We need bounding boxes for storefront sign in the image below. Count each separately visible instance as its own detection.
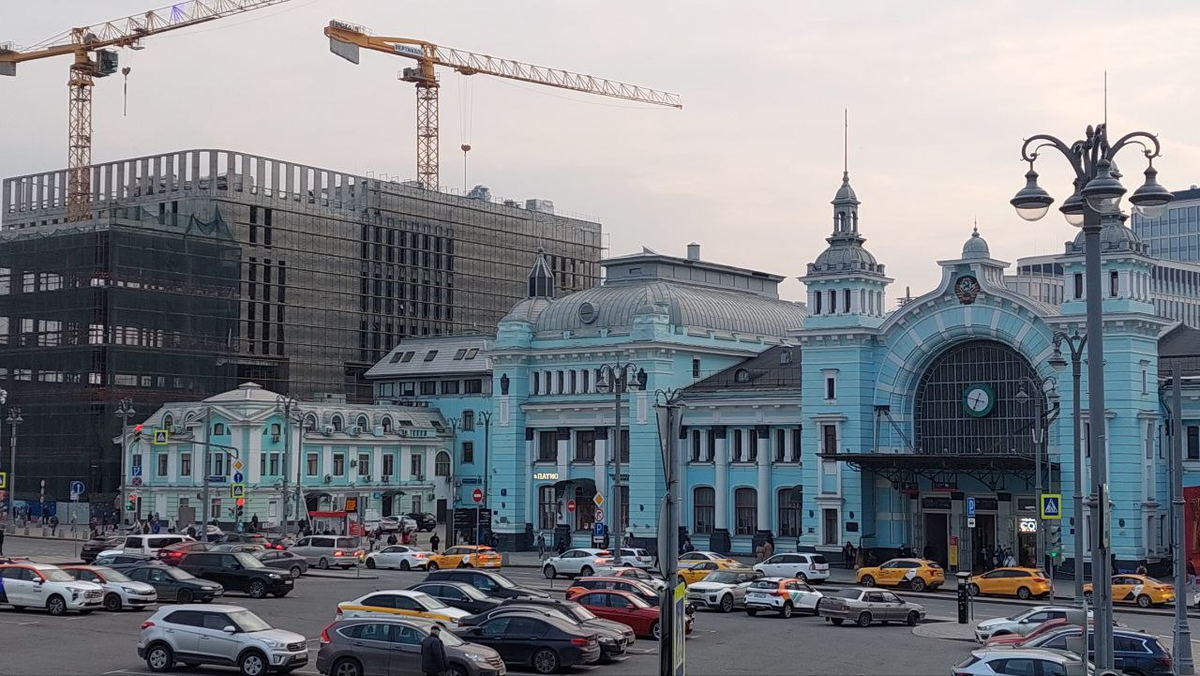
[1018,517,1038,534]
[533,472,559,481]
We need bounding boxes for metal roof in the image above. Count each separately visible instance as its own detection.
[683,345,801,393]
[365,335,494,379]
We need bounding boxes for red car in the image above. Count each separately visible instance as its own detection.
[571,589,692,640]
[984,618,1068,647]
[157,541,212,566]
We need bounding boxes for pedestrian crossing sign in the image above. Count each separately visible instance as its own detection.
[152,429,169,445]
[1040,494,1062,520]
[231,483,245,498]
[0,471,6,489]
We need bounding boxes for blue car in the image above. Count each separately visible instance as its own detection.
[1026,627,1172,676]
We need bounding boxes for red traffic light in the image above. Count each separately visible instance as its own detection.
[134,424,143,432]
[236,498,245,507]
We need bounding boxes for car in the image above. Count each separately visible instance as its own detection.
[124,564,225,603]
[377,515,417,533]
[210,544,269,554]
[678,551,738,565]
[138,604,308,674]
[564,576,673,609]
[966,567,1053,600]
[289,535,364,570]
[974,606,1078,643]
[0,562,104,615]
[408,581,503,615]
[591,565,668,591]
[406,512,438,532]
[753,553,831,583]
[1084,574,1175,607]
[114,533,196,558]
[1021,626,1173,675]
[817,587,925,627]
[743,576,824,618]
[572,589,693,639]
[264,536,295,551]
[158,541,214,566]
[216,533,270,547]
[61,565,158,611]
[685,568,761,612]
[458,602,631,663]
[677,558,741,586]
[982,617,1071,647]
[178,551,293,599]
[94,552,158,570]
[255,550,309,579]
[615,548,655,569]
[365,545,431,571]
[336,590,470,625]
[425,569,549,599]
[953,648,1090,676]
[855,557,945,591]
[81,535,126,563]
[454,612,601,674]
[541,548,614,579]
[428,545,502,570]
[317,617,505,676]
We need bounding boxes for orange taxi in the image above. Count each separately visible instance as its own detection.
[855,558,944,592]
[426,545,503,570]
[677,558,740,586]
[1084,574,1175,607]
[966,567,1052,599]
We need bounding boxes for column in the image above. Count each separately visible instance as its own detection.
[373,447,382,482]
[524,430,535,529]
[714,426,729,531]
[247,425,263,485]
[323,446,333,480]
[756,426,771,532]
[400,445,412,482]
[556,430,570,481]
[593,429,607,500]
[784,428,795,463]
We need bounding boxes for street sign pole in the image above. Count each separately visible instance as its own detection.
[200,405,212,542]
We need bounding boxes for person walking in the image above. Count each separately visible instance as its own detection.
[762,537,774,562]
[250,514,260,533]
[0,525,6,555]
[843,541,856,569]
[50,515,59,537]
[429,532,440,553]
[536,532,546,561]
[420,624,449,676]
[387,532,398,546]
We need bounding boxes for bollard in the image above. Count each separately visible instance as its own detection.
[956,571,971,624]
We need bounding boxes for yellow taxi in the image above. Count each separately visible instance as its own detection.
[965,567,1052,599]
[1084,574,1175,607]
[677,558,740,586]
[426,545,503,570]
[336,590,469,625]
[856,558,945,592]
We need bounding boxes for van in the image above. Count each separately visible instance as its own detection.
[122,534,195,557]
[289,535,363,569]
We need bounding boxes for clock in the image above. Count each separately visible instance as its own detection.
[963,384,995,417]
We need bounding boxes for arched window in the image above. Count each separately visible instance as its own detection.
[435,451,451,477]
[777,487,802,537]
[734,487,756,535]
[162,413,174,429]
[381,416,393,433]
[355,414,370,431]
[302,414,318,431]
[331,414,344,432]
[270,423,281,436]
[693,487,715,534]
[212,422,226,436]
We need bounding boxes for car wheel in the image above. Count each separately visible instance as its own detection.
[907,611,919,627]
[145,643,174,673]
[719,594,734,613]
[428,561,439,571]
[317,557,330,570]
[580,565,594,577]
[831,618,844,626]
[746,608,758,617]
[1017,586,1032,600]
[910,577,927,592]
[365,558,376,569]
[780,602,793,619]
[967,584,980,597]
[400,560,411,571]
[239,650,268,676]
[177,589,194,604]
[1137,594,1152,608]
[103,593,122,612]
[332,657,362,676]
[1084,590,1094,603]
[531,648,560,674]
[248,580,268,599]
[651,621,661,639]
[857,611,872,628]
[46,595,67,616]
[796,572,808,581]
[544,565,557,579]
[445,664,469,676]
[860,574,875,587]
[289,566,302,579]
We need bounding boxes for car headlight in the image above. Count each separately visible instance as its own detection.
[467,653,490,663]
[70,590,80,600]
[121,586,140,594]
[268,573,281,579]
[263,640,285,650]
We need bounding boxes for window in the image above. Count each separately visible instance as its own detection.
[538,430,558,463]
[461,441,474,464]
[692,358,701,379]
[441,380,460,394]
[382,417,393,433]
[619,429,630,463]
[331,415,343,432]
[844,288,851,311]
[749,428,759,462]
[775,429,786,462]
[435,451,451,477]
[829,289,837,313]
[1074,273,1084,299]
[574,485,595,531]
[180,453,192,477]
[1188,426,1200,461]
[733,430,744,462]
[307,452,319,476]
[333,454,346,476]
[792,428,801,462]
[1110,270,1119,297]
[211,453,224,476]
[693,487,715,534]
[778,487,801,537]
[424,350,438,362]
[132,454,143,474]
[814,292,822,314]
[825,376,836,400]
[410,453,423,478]
[383,454,395,477]
[822,508,838,545]
[575,430,595,463]
[538,485,556,530]
[734,488,756,535]
[462,410,474,431]
[420,381,436,395]
[212,423,226,436]
[822,424,837,453]
[570,370,577,393]
[358,453,371,476]
[156,454,168,477]
[691,430,702,462]
[355,415,369,431]
[269,453,280,476]
[453,348,467,360]
[464,379,483,394]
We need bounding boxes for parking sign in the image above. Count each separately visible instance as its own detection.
[966,497,976,518]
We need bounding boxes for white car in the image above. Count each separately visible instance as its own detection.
[364,545,430,571]
[62,565,157,611]
[753,553,830,582]
[743,577,824,618]
[974,606,1075,643]
[684,568,761,613]
[0,562,104,615]
[138,604,308,674]
[953,648,1092,676]
[616,548,654,569]
[542,548,616,579]
[377,515,417,533]
[336,590,469,625]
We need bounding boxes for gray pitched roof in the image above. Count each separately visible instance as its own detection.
[366,335,494,379]
[683,345,801,394]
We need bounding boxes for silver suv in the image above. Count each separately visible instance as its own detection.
[138,604,308,675]
[289,536,363,570]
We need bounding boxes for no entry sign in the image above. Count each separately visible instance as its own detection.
[472,488,484,503]
[567,499,576,513]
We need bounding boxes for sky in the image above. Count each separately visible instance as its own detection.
[2,0,1199,302]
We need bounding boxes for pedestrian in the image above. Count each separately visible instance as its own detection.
[429,532,440,553]
[250,514,260,532]
[843,541,855,569]
[419,623,449,676]
[0,525,5,555]
[50,515,59,536]
[922,543,933,561]
[1188,561,1197,587]
[762,538,774,561]
[1136,563,1148,576]
[536,532,546,561]
[755,542,765,563]
[387,532,398,546]
[186,525,196,538]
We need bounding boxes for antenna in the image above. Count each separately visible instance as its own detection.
[843,108,849,174]
[1103,70,1108,126]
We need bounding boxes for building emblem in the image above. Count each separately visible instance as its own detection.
[954,275,981,305]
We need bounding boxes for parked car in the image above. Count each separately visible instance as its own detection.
[425,569,549,599]
[743,577,824,618]
[94,552,158,570]
[817,587,925,627]
[753,553,831,583]
[81,535,126,563]
[974,606,1077,643]
[317,617,505,676]
[677,559,741,586]
[110,533,195,558]
[255,550,308,579]
[61,565,157,611]
[457,602,630,663]
[966,567,1053,600]
[264,536,294,551]
[1084,574,1176,607]
[406,512,438,532]
[209,544,268,554]
[1021,626,1173,675]
[178,551,293,599]
[289,535,363,570]
[158,541,213,566]
[615,548,655,569]
[364,545,430,571]
[855,558,944,591]
[565,576,672,608]
[572,589,693,639]
[408,581,502,615]
[377,515,417,533]
[454,612,601,674]
[124,564,224,603]
[982,617,1071,647]
[953,648,1089,676]
[685,568,761,612]
[678,551,738,565]
[0,562,104,615]
[427,546,503,571]
[138,604,308,674]
[216,533,270,547]
[336,590,469,625]
[590,565,667,591]
[542,548,614,579]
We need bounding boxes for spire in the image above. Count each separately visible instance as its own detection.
[527,247,554,299]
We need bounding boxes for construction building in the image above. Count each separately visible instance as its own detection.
[0,148,602,507]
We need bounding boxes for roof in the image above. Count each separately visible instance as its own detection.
[203,382,279,404]
[365,335,494,380]
[961,226,991,259]
[684,345,800,394]
[1159,324,1200,377]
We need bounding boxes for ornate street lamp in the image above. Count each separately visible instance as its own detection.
[1048,331,1087,606]
[596,361,647,550]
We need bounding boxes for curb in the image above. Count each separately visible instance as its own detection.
[303,571,379,580]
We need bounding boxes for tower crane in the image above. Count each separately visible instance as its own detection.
[323,20,682,190]
[0,0,294,222]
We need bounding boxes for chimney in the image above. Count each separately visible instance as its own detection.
[686,242,701,261]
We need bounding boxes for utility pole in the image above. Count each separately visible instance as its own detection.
[115,398,136,531]
[598,361,646,553]
[655,389,683,676]
[200,405,212,542]
[1171,364,1194,674]
[7,408,21,526]
[277,395,300,536]
[481,411,492,507]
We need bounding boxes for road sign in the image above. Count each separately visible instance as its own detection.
[567,499,576,513]
[966,497,976,518]
[231,483,245,498]
[69,480,85,494]
[0,472,5,489]
[233,459,244,472]
[131,477,143,487]
[233,472,244,484]
[152,429,169,445]
[1040,494,1062,520]
[207,475,228,484]
[967,517,976,528]
[70,492,80,502]
[472,488,483,503]
[131,465,143,477]
[594,507,604,522]
[592,493,604,507]
[593,522,605,537]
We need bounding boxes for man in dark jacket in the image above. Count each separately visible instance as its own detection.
[420,624,449,676]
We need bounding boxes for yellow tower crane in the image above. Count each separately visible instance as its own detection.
[0,0,294,222]
[323,20,682,190]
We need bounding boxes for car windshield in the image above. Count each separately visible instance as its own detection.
[413,593,447,609]
[229,609,273,633]
[490,574,517,589]
[234,553,266,569]
[42,569,75,582]
[835,590,861,600]
[167,568,196,580]
[750,580,778,590]
[811,555,828,565]
[435,628,465,647]
[566,604,597,621]
[625,594,651,608]
[95,567,130,582]
[703,571,742,584]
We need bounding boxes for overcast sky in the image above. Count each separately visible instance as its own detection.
[3,1,1199,302]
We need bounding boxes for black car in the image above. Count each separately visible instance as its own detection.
[216,532,270,547]
[455,612,601,674]
[406,512,437,532]
[124,564,224,603]
[459,601,632,663]
[93,552,157,570]
[408,581,502,615]
[425,569,549,600]
[1029,627,1173,676]
[256,549,309,579]
[80,536,125,563]
[178,551,293,599]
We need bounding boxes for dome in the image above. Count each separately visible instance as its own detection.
[1068,219,1145,254]
[500,297,553,324]
[812,241,879,269]
[832,171,858,204]
[204,382,281,403]
[962,225,991,259]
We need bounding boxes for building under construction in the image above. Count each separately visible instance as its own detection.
[0,148,602,505]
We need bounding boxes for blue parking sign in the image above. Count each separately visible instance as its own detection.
[966,497,976,518]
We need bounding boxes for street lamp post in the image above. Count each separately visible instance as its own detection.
[1048,331,1087,604]
[481,410,492,508]
[654,388,683,676]
[597,361,647,552]
[446,417,461,543]
[1011,122,1174,670]
[115,398,136,530]
[1015,376,1056,573]
[276,395,304,537]
[1169,365,1195,675]
[6,408,22,525]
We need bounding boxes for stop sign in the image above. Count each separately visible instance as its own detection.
[566,499,576,513]
[472,488,484,503]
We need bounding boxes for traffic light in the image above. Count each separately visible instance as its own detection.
[236,497,245,521]
[133,424,144,442]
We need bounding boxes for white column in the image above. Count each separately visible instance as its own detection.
[784,429,795,463]
[556,432,570,482]
[373,447,382,482]
[247,426,262,485]
[756,430,770,531]
[714,429,728,531]
[323,446,333,479]
[400,445,412,482]
[525,434,535,527]
[594,433,607,499]
[350,446,359,483]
